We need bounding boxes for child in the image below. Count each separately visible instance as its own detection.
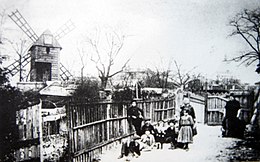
[154,120,166,149]
[177,109,194,150]
[118,135,141,159]
[140,130,155,151]
[165,121,178,149]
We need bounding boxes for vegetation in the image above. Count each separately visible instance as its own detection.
[71,77,100,102]
[112,87,133,102]
[0,65,40,161]
[228,7,260,73]
[85,27,130,90]
[0,67,8,85]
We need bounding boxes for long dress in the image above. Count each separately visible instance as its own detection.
[177,115,194,143]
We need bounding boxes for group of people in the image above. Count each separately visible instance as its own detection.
[118,98,197,159]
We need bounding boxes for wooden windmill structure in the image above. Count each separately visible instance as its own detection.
[6,9,74,82]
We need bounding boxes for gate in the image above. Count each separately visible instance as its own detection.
[14,102,41,162]
[207,96,227,125]
[206,91,254,125]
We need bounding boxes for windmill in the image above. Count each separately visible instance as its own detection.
[5,9,74,82]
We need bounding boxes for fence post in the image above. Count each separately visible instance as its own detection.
[204,94,208,124]
[106,103,110,141]
[38,100,43,162]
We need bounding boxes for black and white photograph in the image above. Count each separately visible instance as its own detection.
[0,0,260,161]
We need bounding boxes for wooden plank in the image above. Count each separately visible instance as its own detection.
[67,98,180,162]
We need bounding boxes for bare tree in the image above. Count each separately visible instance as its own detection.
[155,59,172,89]
[186,74,204,93]
[141,58,172,89]
[170,60,197,89]
[142,68,170,89]
[8,38,29,81]
[111,66,135,88]
[228,7,260,73]
[76,42,88,83]
[86,27,130,89]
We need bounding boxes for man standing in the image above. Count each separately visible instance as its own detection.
[127,101,144,136]
[222,93,242,137]
[224,93,240,119]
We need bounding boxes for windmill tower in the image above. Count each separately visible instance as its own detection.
[6,10,74,83]
[29,29,61,82]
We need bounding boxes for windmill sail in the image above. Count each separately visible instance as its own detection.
[60,63,73,81]
[5,53,31,78]
[9,10,39,42]
[6,10,74,82]
[54,19,75,40]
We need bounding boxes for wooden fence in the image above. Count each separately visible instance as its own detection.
[138,98,175,122]
[235,91,254,123]
[207,96,227,125]
[14,101,69,162]
[14,102,41,162]
[206,91,254,125]
[66,97,175,162]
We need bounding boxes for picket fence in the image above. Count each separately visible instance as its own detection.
[207,96,227,125]
[66,97,175,162]
[14,102,41,162]
[206,91,254,125]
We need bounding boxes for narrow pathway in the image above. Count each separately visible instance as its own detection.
[99,124,241,162]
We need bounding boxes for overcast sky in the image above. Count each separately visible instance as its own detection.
[1,0,260,85]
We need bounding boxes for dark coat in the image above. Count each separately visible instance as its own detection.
[225,99,240,119]
[127,106,144,119]
[165,127,177,138]
[141,124,155,135]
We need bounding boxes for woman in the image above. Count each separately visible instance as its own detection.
[177,109,194,150]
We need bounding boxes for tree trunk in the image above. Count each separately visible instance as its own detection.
[100,76,108,90]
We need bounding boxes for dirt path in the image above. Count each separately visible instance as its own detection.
[99,124,259,162]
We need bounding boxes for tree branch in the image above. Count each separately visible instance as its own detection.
[108,58,130,78]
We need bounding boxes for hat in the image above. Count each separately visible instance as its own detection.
[183,98,190,104]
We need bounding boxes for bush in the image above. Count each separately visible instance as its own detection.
[0,84,40,161]
[112,87,133,102]
[72,77,100,102]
